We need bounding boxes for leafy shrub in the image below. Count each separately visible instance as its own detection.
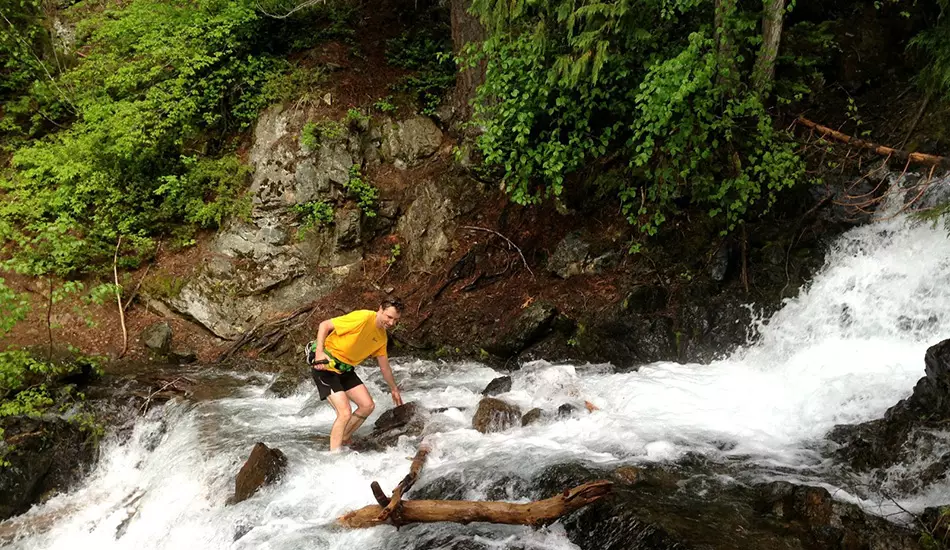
[301,120,346,149]
[293,199,335,237]
[386,16,455,115]
[343,164,378,217]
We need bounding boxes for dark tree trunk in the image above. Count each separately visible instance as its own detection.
[753,0,786,96]
[450,0,486,126]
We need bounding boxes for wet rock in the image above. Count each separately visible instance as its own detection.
[538,459,920,550]
[472,398,521,433]
[141,322,173,355]
[481,376,512,396]
[355,402,429,450]
[548,232,591,279]
[265,364,306,398]
[708,241,734,282]
[829,338,950,484]
[227,443,287,505]
[167,349,198,365]
[483,301,558,359]
[0,416,98,521]
[622,285,668,313]
[557,403,580,418]
[379,116,443,165]
[521,407,546,427]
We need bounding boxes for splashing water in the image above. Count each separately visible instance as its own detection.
[5,216,950,549]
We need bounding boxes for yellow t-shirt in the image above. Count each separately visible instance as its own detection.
[325,310,387,366]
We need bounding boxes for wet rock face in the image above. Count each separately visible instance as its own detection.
[378,116,443,166]
[526,462,920,550]
[471,398,521,433]
[829,338,950,486]
[228,442,287,505]
[0,416,97,521]
[484,302,558,359]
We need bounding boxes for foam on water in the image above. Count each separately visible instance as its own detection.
[6,216,950,549]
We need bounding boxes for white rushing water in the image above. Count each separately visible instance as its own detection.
[5,214,950,549]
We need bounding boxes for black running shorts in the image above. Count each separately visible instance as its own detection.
[311,368,364,400]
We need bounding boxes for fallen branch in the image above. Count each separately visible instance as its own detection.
[339,480,612,528]
[378,445,430,522]
[461,226,534,278]
[216,301,318,362]
[796,116,950,168]
[114,237,129,358]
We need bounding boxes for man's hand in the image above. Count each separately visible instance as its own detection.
[390,386,403,406]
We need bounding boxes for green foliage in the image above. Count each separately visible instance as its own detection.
[0,0,334,276]
[293,199,335,237]
[466,0,810,235]
[301,119,346,149]
[0,278,30,337]
[346,108,370,127]
[343,164,378,217]
[386,13,455,115]
[387,243,401,266]
[374,96,397,113]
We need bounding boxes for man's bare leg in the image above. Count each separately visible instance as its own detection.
[327,391,352,451]
[341,384,375,443]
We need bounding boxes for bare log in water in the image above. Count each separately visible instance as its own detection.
[339,443,611,528]
[338,480,613,528]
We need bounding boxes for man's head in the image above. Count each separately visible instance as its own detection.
[376,298,404,330]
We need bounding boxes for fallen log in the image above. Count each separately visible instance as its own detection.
[338,480,613,528]
[796,116,950,168]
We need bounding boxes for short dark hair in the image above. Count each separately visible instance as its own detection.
[381,298,404,313]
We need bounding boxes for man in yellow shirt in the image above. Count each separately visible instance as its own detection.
[307,299,404,451]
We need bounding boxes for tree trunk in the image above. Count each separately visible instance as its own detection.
[753,0,786,96]
[450,0,486,125]
[339,480,613,528]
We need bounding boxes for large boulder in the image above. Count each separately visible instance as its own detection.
[471,398,521,433]
[829,338,950,488]
[227,442,287,505]
[0,416,98,520]
[396,172,481,271]
[140,322,172,355]
[379,116,443,166]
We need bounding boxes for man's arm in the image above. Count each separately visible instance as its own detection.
[376,355,403,406]
[313,319,335,362]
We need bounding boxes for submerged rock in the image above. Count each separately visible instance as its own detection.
[471,398,521,433]
[227,442,287,505]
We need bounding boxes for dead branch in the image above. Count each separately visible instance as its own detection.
[797,116,950,168]
[378,445,430,522]
[341,442,610,528]
[216,301,319,362]
[461,226,534,278]
[114,237,129,358]
[138,377,186,415]
[339,480,612,528]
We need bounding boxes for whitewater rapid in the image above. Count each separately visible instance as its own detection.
[5,214,950,549]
